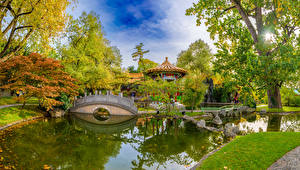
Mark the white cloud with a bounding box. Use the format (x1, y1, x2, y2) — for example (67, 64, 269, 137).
(110, 0, 216, 67)
(69, 0, 216, 67)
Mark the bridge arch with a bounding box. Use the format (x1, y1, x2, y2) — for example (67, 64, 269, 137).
(70, 94, 138, 115)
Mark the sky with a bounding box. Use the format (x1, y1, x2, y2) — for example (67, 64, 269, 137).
(69, 0, 216, 68)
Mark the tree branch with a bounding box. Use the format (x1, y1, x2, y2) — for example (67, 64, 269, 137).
(231, 0, 258, 44)
(15, 25, 33, 31)
(11, 28, 34, 55)
(0, 20, 17, 58)
(0, 3, 16, 17)
(16, 0, 41, 18)
(2, 3, 23, 35)
(220, 6, 236, 15)
(17, 8, 34, 17)
(0, 0, 12, 27)
(0, 28, 33, 62)
(0, 23, 33, 59)
(2, 18, 16, 35)
(267, 26, 295, 56)
(255, 4, 263, 38)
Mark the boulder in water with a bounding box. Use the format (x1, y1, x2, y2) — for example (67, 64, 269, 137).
(260, 109, 267, 114)
(224, 123, 240, 137)
(212, 115, 222, 125)
(219, 109, 226, 117)
(49, 108, 66, 118)
(196, 120, 206, 128)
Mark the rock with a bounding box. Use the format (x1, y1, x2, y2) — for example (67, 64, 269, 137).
(232, 126, 240, 134)
(240, 106, 249, 113)
(260, 109, 267, 114)
(212, 111, 219, 117)
(49, 108, 66, 118)
(206, 126, 222, 132)
(246, 108, 256, 113)
(196, 120, 206, 128)
(212, 115, 222, 125)
(233, 110, 240, 117)
(183, 115, 198, 124)
(226, 109, 233, 117)
(203, 113, 214, 118)
(224, 123, 240, 137)
(219, 109, 226, 117)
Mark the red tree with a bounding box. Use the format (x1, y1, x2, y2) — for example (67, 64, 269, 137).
(0, 53, 78, 110)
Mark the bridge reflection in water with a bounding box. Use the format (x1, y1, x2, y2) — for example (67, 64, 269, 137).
(71, 112, 138, 134)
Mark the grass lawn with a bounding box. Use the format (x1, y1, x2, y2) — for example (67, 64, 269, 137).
(138, 108, 156, 111)
(198, 132, 300, 170)
(256, 105, 300, 112)
(0, 96, 39, 106)
(0, 105, 43, 126)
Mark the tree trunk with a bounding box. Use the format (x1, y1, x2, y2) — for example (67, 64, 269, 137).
(267, 86, 282, 109)
(267, 115, 282, 131)
(191, 98, 195, 113)
(22, 100, 26, 109)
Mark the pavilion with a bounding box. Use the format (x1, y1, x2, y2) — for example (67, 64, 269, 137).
(146, 57, 187, 81)
(146, 57, 187, 102)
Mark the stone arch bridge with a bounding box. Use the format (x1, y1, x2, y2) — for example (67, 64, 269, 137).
(70, 94, 138, 115)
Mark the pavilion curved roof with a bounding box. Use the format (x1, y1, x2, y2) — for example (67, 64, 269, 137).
(146, 57, 187, 75)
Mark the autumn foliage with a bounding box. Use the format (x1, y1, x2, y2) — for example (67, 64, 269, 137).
(0, 53, 78, 110)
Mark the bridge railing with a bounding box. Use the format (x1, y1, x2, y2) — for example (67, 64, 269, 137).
(73, 94, 136, 112)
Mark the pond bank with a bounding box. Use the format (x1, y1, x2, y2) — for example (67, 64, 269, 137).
(0, 116, 44, 131)
(0, 104, 44, 128)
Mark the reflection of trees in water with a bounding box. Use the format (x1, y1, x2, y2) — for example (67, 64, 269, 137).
(279, 114, 300, 132)
(1, 118, 122, 169)
(1, 116, 229, 169)
(266, 114, 300, 132)
(130, 118, 223, 169)
(267, 115, 282, 132)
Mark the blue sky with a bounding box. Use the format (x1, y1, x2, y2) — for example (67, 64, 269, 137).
(69, 0, 216, 67)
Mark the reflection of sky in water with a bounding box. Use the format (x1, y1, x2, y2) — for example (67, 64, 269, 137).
(238, 117, 268, 133)
(237, 114, 300, 133)
(106, 143, 139, 170)
(280, 115, 300, 132)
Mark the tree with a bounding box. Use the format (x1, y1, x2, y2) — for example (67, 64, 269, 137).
(128, 66, 139, 73)
(0, 53, 78, 110)
(177, 39, 213, 108)
(138, 78, 179, 112)
(0, 0, 74, 60)
(182, 70, 207, 112)
(177, 39, 213, 74)
(132, 43, 149, 62)
(137, 58, 158, 73)
(187, 1, 300, 108)
(57, 12, 124, 92)
(132, 43, 150, 73)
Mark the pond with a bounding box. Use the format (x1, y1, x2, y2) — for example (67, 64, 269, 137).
(0, 112, 299, 169)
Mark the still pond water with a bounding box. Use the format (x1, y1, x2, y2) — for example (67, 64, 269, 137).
(0, 113, 299, 169)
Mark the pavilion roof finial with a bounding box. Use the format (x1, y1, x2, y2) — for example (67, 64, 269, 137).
(146, 56, 187, 75)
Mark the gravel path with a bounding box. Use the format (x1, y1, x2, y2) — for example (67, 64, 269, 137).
(268, 146, 300, 170)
